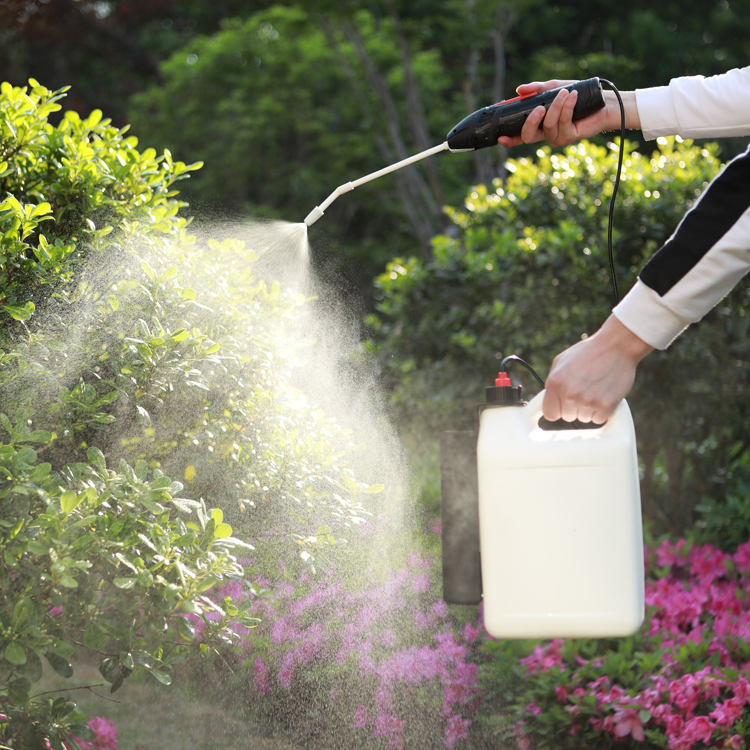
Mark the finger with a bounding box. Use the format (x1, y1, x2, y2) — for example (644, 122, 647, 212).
(575, 404, 594, 423)
(515, 79, 576, 97)
(590, 410, 608, 426)
(519, 105, 547, 144)
(542, 389, 562, 422)
(560, 399, 579, 423)
(514, 82, 547, 97)
(541, 89, 570, 143)
(497, 135, 524, 148)
(556, 89, 579, 140)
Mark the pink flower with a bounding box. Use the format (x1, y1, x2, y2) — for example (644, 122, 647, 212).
(513, 721, 532, 750)
(352, 706, 369, 729)
(72, 717, 118, 750)
(725, 735, 744, 749)
(253, 657, 272, 694)
(411, 574, 431, 594)
(710, 696, 744, 727)
(733, 541, 750, 571)
(613, 708, 645, 741)
(463, 622, 479, 643)
(683, 715, 715, 744)
(445, 715, 470, 748)
(656, 539, 687, 568)
(525, 702, 542, 716)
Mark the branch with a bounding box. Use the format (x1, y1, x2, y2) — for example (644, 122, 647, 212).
(319, 18, 434, 256)
(386, 3, 446, 207)
(340, 18, 439, 251)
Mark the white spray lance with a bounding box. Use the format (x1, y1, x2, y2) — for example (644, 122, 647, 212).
(304, 78, 607, 227)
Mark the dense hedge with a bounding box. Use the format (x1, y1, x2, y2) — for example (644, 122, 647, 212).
(0, 80, 376, 747)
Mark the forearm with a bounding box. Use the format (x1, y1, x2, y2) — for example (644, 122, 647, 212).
(603, 90, 640, 132)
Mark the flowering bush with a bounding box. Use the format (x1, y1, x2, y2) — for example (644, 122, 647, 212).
(72, 717, 118, 750)
(187, 548, 484, 750)
(482, 538, 750, 749)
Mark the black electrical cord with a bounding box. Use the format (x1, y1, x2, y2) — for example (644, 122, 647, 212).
(500, 79, 627, 393)
(500, 355, 545, 390)
(599, 78, 626, 306)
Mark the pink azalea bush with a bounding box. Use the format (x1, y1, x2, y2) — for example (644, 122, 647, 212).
(69, 718, 118, 750)
(484, 538, 750, 749)
(196, 550, 484, 749)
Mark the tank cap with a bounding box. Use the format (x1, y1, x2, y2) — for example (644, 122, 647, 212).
(485, 372, 524, 405)
(495, 371, 512, 387)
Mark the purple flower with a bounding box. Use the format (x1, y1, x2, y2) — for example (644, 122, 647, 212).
(445, 715, 470, 748)
(352, 705, 369, 729)
(411, 574, 431, 594)
(254, 657, 272, 694)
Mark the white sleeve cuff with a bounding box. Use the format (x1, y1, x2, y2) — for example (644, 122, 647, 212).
(636, 69, 750, 140)
(635, 86, 677, 141)
(612, 280, 691, 350)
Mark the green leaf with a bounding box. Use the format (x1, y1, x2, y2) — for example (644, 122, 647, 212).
(113, 577, 137, 590)
(4, 642, 27, 665)
(173, 616, 197, 641)
(83, 621, 109, 650)
(45, 651, 73, 678)
(214, 522, 232, 539)
(26, 429, 52, 443)
(7, 677, 30, 707)
(86, 446, 106, 469)
(18, 650, 43, 682)
(68, 725, 94, 743)
(60, 490, 81, 514)
(150, 668, 172, 686)
(198, 575, 219, 592)
(3, 302, 34, 321)
(98, 656, 120, 683)
(12, 597, 35, 628)
(362, 483, 385, 494)
(141, 260, 156, 281)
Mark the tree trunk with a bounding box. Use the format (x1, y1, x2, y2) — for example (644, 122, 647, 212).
(319, 17, 437, 258)
(340, 19, 439, 254)
(387, 3, 447, 208)
(463, 0, 492, 186)
(492, 2, 510, 183)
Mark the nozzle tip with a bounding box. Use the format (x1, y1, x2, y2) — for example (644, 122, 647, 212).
(304, 206, 324, 226)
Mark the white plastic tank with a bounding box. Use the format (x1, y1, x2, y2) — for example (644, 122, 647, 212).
(477, 390, 644, 639)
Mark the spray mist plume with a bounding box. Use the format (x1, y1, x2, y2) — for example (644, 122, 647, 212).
(2, 213, 483, 749)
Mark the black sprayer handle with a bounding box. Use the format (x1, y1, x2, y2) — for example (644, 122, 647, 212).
(446, 77, 605, 151)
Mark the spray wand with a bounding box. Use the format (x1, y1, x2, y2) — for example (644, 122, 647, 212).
(304, 77, 606, 227)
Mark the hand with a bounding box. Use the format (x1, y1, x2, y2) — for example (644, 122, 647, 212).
(497, 80, 640, 149)
(542, 315, 654, 424)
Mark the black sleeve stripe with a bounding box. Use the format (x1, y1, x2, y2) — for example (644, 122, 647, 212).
(640, 147, 750, 297)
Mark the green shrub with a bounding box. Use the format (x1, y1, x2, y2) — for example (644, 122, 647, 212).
(367, 137, 749, 534)
(0, 79, 374, 747)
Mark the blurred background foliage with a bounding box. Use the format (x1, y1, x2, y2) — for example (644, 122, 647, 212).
(2, 0, 749, 292)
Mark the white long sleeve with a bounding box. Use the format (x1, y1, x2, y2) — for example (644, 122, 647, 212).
(611, 68, 750, 349)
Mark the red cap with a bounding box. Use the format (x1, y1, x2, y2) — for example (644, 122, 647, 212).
(495, 371, 512, 387)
